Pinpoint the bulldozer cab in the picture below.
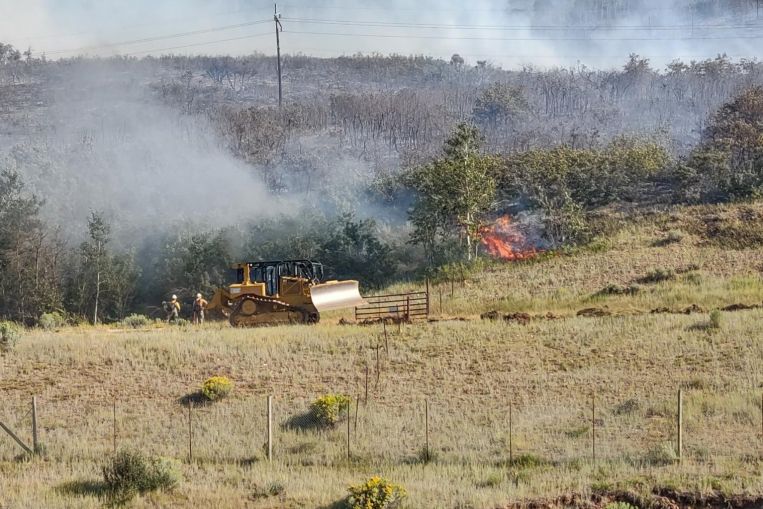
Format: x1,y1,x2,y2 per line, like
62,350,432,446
232,260,324,297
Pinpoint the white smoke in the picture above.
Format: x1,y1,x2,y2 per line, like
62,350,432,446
3,60,288,244
3,1,761,70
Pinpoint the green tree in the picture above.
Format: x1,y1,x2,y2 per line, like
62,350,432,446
84,212,109,324
0,170,63,323
496,138,667,245
156,230,233,301
677,86,763,202
68,212,139,323
318,215,393,289
406,123,497,261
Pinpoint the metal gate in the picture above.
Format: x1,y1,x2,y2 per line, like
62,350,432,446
354,291,429,322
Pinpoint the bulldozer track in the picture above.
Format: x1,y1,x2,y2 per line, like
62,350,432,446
228,294,316,327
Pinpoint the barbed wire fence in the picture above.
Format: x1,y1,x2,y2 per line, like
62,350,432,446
2,327,763,469
3,387,763,470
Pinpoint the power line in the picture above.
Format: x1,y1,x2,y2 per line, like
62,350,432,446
285,28,763,42
121,33,272,57
284,17,763,31
31,9,763,60
14,7,274,41
44,19,271,56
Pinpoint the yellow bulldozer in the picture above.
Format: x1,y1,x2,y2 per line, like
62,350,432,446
206,259,366,326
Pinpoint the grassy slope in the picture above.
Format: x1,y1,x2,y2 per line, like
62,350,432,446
2,204,763,508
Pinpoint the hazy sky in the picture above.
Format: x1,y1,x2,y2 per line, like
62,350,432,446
2,0,762,69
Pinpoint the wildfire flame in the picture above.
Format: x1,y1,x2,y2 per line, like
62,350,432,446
480,215,541,261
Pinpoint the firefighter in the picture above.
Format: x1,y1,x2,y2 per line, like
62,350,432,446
164,294,181,323
192,293,208,324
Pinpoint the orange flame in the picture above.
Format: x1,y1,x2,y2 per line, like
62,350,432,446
480,215,541,261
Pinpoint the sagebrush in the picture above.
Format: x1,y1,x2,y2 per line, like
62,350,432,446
102,449,180,498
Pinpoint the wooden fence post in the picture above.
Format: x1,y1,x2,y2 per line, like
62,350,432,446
267,395,273,462
355,394,360,431
188,402,193,463
32,396,38,454
425,399,430,463
450,278,454,298
425,277,430,316
0,421,32,455
346,399,351,460
591,392,596,466
113,400,117,454
509,401,513,465
438,286,443,314
677,389,683,462
375,344,381,389
364,365,369,404
383,321,388,354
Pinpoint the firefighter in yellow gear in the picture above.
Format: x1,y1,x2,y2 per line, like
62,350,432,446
163,294,181,323
192,293,208,324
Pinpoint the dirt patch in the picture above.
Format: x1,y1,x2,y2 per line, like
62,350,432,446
720,303,761,311
682,303,706,314
353,316,413,326
649,303,706,315
480,310,501,320
577,307,612,317
501,489,763,509
480,311,550,324
504,312,532,325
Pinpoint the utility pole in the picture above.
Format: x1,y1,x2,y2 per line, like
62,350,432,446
274,3,283,107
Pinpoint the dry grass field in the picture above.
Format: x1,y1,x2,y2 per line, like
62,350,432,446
3,204,763,508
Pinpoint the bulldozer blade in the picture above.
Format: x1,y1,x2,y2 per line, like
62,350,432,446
310,280,366,312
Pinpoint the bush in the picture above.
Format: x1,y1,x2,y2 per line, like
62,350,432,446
347,477,407,509
683,271,703,285
605,503,637,509
709,309,722,329
122,314,151,329
506,453,548,469
252,481,285,499
613,398,640,415
38,312,65,330
638,267,676,284
644,443,678,466
0,321,21,352
597,283,640,296
102,449,180,498
654,230,684,246
311,394,350,427
201,376,233,401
